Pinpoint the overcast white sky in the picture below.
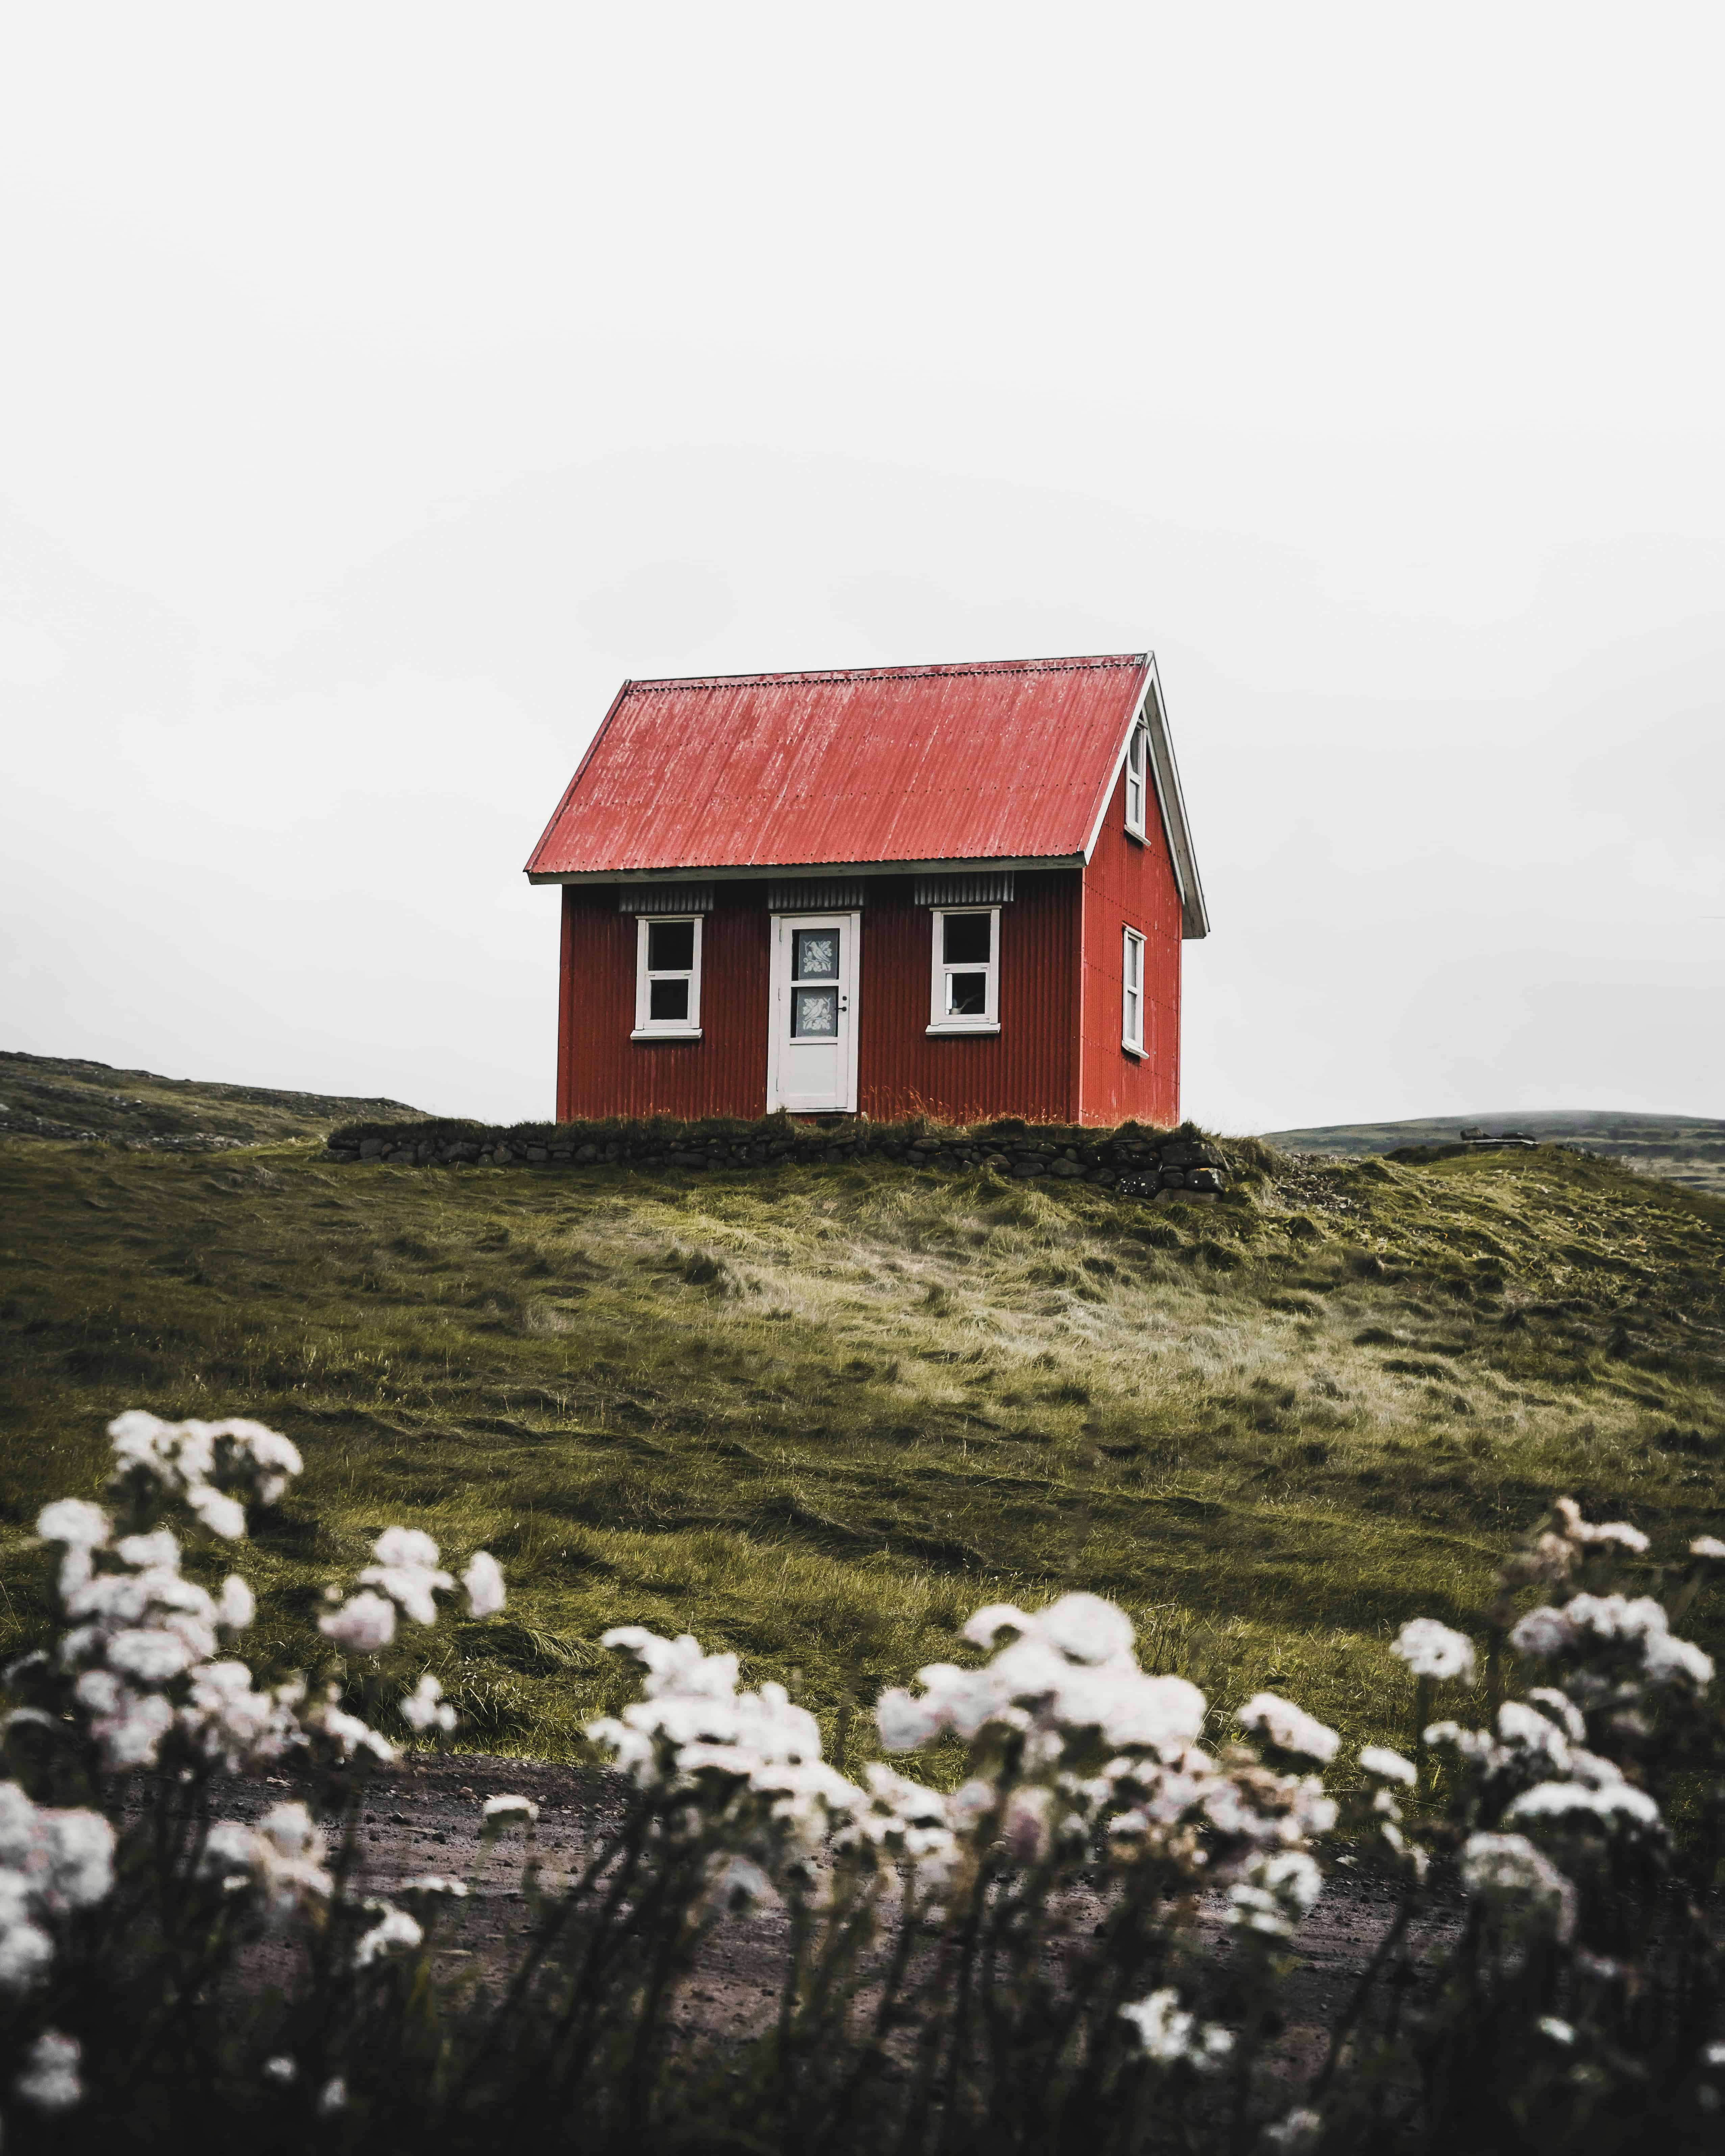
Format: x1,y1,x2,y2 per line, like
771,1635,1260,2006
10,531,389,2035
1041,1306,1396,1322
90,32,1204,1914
3,3,1722,1132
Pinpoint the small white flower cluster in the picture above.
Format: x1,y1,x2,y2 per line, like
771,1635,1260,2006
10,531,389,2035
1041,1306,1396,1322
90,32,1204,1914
320,1530,505,1652
877,1595,1336,1902
1118,1986,1235,2071
0,1782,115,1992
105,1409,303,1541
1427,1695,1664,1841
1390,1618,1476,1685
1226,1849,1324,1939
590,1629,910,1881
37,1503,287,1774
1510,1592,1714,1699
14,2029,82,2112
590,1593,1338,1938
1238,1693,1341,1765
197,1801,333,1920
353,1898,424,1968
401,1674,458,1734
1460,1831,1578,1943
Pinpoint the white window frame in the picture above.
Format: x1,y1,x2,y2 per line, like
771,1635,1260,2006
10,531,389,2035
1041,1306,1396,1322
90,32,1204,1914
632,914,703,1040
1121,926,1145,1057
927,906,1001,1036
1124,721,1148,840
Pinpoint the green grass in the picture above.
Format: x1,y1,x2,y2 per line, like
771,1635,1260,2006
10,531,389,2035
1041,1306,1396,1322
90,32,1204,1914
3,1127,1723,1776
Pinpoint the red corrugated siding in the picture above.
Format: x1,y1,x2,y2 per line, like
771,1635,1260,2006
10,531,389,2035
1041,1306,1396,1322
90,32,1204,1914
1077,770,1182,1127
558,885,770,1120
527,655,1149,878
556,875,1084,1125
857,874,1080,1124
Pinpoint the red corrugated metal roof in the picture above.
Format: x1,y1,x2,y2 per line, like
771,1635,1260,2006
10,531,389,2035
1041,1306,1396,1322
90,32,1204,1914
526,654,1153,879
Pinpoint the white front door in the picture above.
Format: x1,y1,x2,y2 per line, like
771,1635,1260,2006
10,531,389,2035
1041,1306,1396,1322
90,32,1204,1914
767,912,860,1113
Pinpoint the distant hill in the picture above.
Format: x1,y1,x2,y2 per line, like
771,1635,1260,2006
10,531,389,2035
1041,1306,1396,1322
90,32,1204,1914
0,1050,420,1151
1263,1109,1725,1197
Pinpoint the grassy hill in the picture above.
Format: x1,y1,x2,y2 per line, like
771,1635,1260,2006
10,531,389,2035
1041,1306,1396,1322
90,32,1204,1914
0,1049,418,1149
2,1110,1723,1777
1266,1109,1725,1198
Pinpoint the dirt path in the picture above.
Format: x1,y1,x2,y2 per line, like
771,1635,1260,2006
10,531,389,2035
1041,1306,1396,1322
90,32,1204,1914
124,1752,1453,2053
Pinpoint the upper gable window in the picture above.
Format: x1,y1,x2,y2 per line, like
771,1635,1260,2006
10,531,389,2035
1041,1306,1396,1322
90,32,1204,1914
632,915,703,1040
927,907,1001,1035
1124,720,1149,840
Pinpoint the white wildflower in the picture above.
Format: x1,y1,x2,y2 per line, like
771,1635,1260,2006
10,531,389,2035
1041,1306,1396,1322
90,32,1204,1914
1691,1536,1725,1561
1099,1672,1207,1755
37,1500,110,1551
115,1528,180,1571
354,1901,424,1967
181,1662,301,1773
217,1576,255,1630
401,1874,468,1898
401,1673,458,1734
1504,1778,1662,1835
105,1627,197,1684
319,1590,397,1654
73,1671,174,1769
1539,2015,1576,2044
263,2055,297,2084
462,1550,506,1619
303,1689,397,1763
1556,1501,1649,1554
1238,1693,1339,1764
359,1527,454,1626
317,2075,348,2115
1227,1850,1323,1939
482,1793,539,1824
1263,2109,1324,2153
14,2029,81,2111
1509,1605,1572,1658
1036,1592,1136,1666
1527,1688,1586,1741
1641,1629,1715,1690
1359,1744,1416,1786
961,1602,1035,1649
0,1920,54,1989
1119,1987,1234,2070
1460,1831,1576,1941
37,1808,115,1911
875,1687,945,1751
188,1486,249,1540
1391,1619,1476,1683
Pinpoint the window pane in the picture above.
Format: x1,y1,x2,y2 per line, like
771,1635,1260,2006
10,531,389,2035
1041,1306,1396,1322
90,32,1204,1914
649,978,690,1022
793,986,838,1037
942,913,991,965
946,971,988,1016
647,919,695,971
793,929,838,981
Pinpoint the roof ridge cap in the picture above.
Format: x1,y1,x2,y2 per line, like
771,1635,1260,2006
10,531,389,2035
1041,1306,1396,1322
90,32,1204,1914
629,653,1147,693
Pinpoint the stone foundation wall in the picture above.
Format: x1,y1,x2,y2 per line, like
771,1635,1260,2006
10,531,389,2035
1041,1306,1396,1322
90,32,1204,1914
323,1119,1228,1197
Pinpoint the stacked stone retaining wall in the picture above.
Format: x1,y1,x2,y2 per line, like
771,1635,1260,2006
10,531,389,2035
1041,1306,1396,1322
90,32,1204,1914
323,1116,1229,1198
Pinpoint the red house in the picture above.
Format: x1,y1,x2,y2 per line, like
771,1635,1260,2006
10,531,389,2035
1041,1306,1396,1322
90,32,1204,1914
525,652,1207,1127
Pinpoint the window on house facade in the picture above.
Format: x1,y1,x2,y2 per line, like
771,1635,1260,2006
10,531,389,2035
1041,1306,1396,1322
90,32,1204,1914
633,915,703,1039
1122,926,1145,1055
927,907,1000,1034
1124,721,1148,839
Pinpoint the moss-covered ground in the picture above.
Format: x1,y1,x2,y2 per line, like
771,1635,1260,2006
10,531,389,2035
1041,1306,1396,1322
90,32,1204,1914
2,1130,1722,1775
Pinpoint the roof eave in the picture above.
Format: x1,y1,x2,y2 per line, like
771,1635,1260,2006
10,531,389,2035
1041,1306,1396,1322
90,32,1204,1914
526,851,1088,888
